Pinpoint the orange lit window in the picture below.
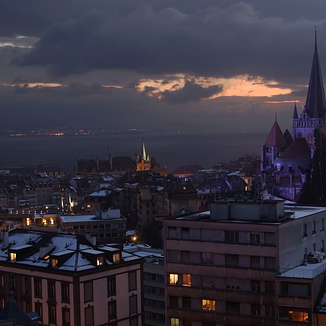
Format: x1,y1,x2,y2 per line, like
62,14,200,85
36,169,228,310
288,311,309,322
51,258,58,268
113,253,120,263
97,257,104,266
182,274,191,287
87,204,91,208
202,299,215,311
9,252,16,262
169,274,178,285
171,318,179,326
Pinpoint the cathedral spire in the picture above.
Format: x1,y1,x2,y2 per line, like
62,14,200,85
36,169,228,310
293,102,298,119
141,136,147,161
305,29,326,119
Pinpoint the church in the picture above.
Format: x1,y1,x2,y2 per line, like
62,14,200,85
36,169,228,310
261,32,326,202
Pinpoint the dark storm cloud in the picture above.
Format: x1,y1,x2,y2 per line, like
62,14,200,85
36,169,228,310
160,80,223,104
13,1,326,84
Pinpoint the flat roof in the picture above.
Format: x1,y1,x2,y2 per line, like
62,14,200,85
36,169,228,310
278,260,326,279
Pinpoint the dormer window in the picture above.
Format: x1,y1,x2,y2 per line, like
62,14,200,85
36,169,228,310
97,256,104,266
9,252,16,262
113,253,120,263
51,258,58,268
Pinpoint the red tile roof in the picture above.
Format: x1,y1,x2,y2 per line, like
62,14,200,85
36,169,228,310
281,138,311,159
264,121,288,147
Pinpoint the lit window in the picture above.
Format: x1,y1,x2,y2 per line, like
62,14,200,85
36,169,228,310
169,274,178,285
97,257,104,266
288,311,309,322
182,274,191,287
113,253,120,263
50,218,54,225
26,218,31,226
87,204,91,208
171,318,179,326
202,299,215,311
9,253,16,262
51,258,58,268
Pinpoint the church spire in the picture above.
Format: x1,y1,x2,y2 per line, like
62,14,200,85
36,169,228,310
141,136,147,161
293,102,298,119
305,29,326,119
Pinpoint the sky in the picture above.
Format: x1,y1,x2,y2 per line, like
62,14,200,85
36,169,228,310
1,0,326,137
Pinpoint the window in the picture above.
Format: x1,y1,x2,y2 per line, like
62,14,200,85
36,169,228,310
51,258,58,268
113,253,120,263
129,271,137,291
62,307,70,326
168,227,177,238
250,256,260,268
35,302,42,319
9,275,15,292
183,297,191,309
181,251,190,263
84,281,93,302
169,274,179,285
202,299,215,311
288,310,309,322
85,306,94,326
181,228,190,239
49,304,56,324
226,284,239,290
129,295,137,314
251,280,260,292
182,274,191,287
251,304,261,316
170,296,178,307
281,282,311,297
9,252,16,262
108,300,117,320
202,252,214,265
303,224,307,237
34,278,42,298
264,257,275,270
264,232,275,245
168,250,178,262
225,231,239,243
171,318,179,326
62,283,69,302
130,316,138,326
96,256,104,266
226,302,240,313
250,233,260,244
108,276,116,296
265,281,275,294
265,305,275,317
202,276,215,288
225,254,239,267
48,280,55,300
22,276,29,295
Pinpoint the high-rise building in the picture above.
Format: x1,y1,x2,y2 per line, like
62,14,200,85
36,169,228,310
164,200,326,325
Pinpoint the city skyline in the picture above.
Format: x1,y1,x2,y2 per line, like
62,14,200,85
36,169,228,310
1,0,326,138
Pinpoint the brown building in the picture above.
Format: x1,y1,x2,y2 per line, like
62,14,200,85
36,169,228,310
164,200,326,326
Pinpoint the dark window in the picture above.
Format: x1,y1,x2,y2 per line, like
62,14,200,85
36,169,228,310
34,278,42,298
183,297,191,309
250,233,260,244
201,252,214,265
251,280,260,292
168,250,178,262
129,295,137,315
129,271,137,291
226,302,240,314
303,224,307,237
181,251,190,263
265,305,275,317
250,256,260,268
251,304,261,316
281,282,311,297
181,228,190,239
108,276,116,296
35,302,42,320
85,306,94,326
9,275,15,292
62,307,70,326
264,257,275,270
48,280,55,300
62,283,69,302
313,221,316,234
84,281,93,302
225,254,239,267
225,231,239,243
130,317,138,326
264,232,275,244
170,296,178,307
108,300,117,320
265,281,275,294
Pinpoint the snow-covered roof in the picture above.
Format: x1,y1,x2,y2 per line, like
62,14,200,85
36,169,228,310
278,259,326,279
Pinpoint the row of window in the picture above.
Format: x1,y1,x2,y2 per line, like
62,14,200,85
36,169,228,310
167,227,275,245
72,223,124,230
168,273,275,293
168,251,276,270
303,219,325,237
35,298,138,326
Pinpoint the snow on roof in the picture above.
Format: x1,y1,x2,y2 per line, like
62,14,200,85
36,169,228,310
126,230,136,236
278,259,326,279
60,214,96,223
52,249,74,257
81,249,103,255
285,206,326,219
89,190,111,197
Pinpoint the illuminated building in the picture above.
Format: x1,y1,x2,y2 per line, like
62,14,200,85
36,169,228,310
164,200,326,325
0,229,143,326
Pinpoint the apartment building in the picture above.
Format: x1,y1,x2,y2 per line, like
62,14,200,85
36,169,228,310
164,200,326,326
0,228,143,326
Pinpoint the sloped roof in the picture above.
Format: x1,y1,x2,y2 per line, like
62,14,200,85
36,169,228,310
173,165,204,175
264,121,288,147
0,294,36,325
280,138,311,159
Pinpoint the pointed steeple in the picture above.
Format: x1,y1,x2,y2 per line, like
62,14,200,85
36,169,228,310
293,102,298,119
264,121,288,148
141,136,147,161
305,29,326,119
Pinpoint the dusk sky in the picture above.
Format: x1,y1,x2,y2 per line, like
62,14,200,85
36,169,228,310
1,0,326,136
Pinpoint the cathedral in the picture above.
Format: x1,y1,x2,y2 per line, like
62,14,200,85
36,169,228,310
261,32,326,202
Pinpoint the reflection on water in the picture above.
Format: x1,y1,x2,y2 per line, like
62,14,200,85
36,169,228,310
0,132,265,173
